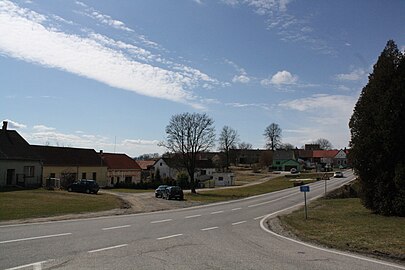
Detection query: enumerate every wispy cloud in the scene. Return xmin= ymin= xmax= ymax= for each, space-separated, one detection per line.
xmin=225 ymin=59 xmax=251 ymax=84
xmin=225 ymin=102 xmax=272 ymax=111
xmin=33 ymin=125 xmax=56 ymax=132
xmin=0 ymin=1 xmax=219 ymax=109
xmin=335 ymin=68 xmax=368 ymax=81
xmin=222 ymin=0 xmax=335 ymax=54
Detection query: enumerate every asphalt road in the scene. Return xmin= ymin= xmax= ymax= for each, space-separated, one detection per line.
xmin=1 ymin=171 xmax=404 ymax=270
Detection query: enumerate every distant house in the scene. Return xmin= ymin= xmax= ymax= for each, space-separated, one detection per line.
xmin=153 ymin=157 xmax=216 ymax=181
xmin=229 ymin=149 xmax=272 ymax=166
xmin=0 ymin=121 xmax=42 ymax=187
xmin=272 ymin=150 xmax=300 ymax=171
xmin=213 ymin=172 xmax=235 ymax=186
xmin=333 ymin=149 xmax=349 ymax=168
xmin=312 ymin=150 xmax=339 ymax=171
xmin=101 ymin=153 xmax=142 ymax=187
xmin=136 ymin=160 xmax=157 ymax=181
xmin=32 ymin=145 xmax=108 ymax=187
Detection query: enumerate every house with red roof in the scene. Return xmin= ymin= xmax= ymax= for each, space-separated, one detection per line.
xmin=101 ymin=153 xmax=142 ymax=187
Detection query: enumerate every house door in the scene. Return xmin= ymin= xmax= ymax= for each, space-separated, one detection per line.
xmin=6 ymin=169 xmax=15 ymax=185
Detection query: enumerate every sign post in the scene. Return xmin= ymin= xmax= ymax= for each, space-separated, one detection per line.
xmin=300 ymin=185 xmax=310 ymax=220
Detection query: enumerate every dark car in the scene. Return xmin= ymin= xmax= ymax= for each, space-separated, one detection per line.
xmin=67 ymin=179 xmax=99 ymax=194
xmin=162 ymin=186 xmax=184 ymax=200
xmin=155 ymin=185 xmax=168 ymax=198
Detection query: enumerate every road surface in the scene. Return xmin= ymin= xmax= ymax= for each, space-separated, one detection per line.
xmin=1 ymin=171 xmax=403 ymax=270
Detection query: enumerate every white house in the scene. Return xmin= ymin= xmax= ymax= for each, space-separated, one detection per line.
xmin=213 ymin=172 xmax=235 ymax=186
xmin=153 ymin=158 xmax=216 ymax=181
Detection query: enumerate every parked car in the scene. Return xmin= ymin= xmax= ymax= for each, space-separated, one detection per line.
xmin=155 ymin=185 xmax=168 ymax=198
xmin=162 ymin=186 xmax=184 ymax=200
xmin=333 ymin=171 xmax=344 ymax=178
xmin=290 ymin=168 xmax=298 ymax=174
xmin=67 ymin=179 xmax=99 ymax=194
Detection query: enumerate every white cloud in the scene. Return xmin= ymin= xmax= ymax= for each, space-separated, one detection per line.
xmin=279 ymin=94 xmax=356 ymax=113
xmin=232 ymin=74 xmax=250 ymax=83
xmin=33 ymin=125 xmax=56 ymax=131
xmin=261 ymin=70 xmax=297 ymax=86
xmin=2 ymin=119 xmax=27 ymax=129
xmin=335 ymin=68 xmax=367 ymax=81
xmin=0 ymin=1 xmax=218 ymax=109
xmin=225 ymin=102 xmax=271 ymax=111
xmin=123 ymin=139 xmax=160 ymax=146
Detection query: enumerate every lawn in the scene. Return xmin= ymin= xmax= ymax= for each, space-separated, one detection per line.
xmin=106 ymin=188 xmax=153 ymax=193
xmin=186 ymin=175 xmax=315 ymax=203
xmin=0 ymin=188 xmax=122 ymax=221
xmin=279 ymin=198 xmax=405 ymax=260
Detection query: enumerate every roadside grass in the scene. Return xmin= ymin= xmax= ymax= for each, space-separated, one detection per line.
xmin=186 ymin=176 xmax=316 ymax=203
xmin=279 ymin=198 xmax=405 ymax=260
xmin=0 ymin=188 xmax=121 ymax=221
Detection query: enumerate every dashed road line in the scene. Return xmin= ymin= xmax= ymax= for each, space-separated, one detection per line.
xmin=157 ymin=234 xmax=183 ymax=240
xmin=151 ymin=219 xmax=172 ymax=224
xmin=247 ymin=193 xmax=296 ymax=208
xmin=210 ymin=210 xmax=224 ymax=215
xmin=254 ymin=215 xmax=265 ymax=220
xmin=232 ymin=221 xmax=247 ymax=226
xmin=102 ymin=225 xmax=131 ymax=231
xmin=88 ymin=244 xmax=128 ymax=253
xmin=201 ymin=227 xmax=219 ymax=231
xmin=231 ymin=207 xmax=242 ymax=211
xmin=0 ymin=233 xmax=72 ymax=244
xmin=185 ymin=214 xmax=202 ymax=219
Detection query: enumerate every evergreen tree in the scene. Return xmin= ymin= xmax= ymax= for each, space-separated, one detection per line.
xmin=349 ymin=40 xmax=405 ymax=216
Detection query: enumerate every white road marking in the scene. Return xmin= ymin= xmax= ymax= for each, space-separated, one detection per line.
xmin=88 ymin=244 xmax=128 ymax=253
xmin=210 ymin=210 xmax=224 ymax=215
xmin=247 ymin=193 xmax=297 ymax=208
xmin=151 ymin=219 xmax=172 ymax=224
xmin=4 ymin=260 xmax=51 ymax=270
xmin=201 ymin=226 xmax=219 ymax=231
xmin=232 ymin=221 xmax=247 ymax=226
xmin=231 ymin=207 xmax=242 ymax=211
xmin=102 ymin=225 xmax=131 ymax=231
xmin=185 ymin=214 xmax=202 ymax=219
xmin=0 ymin=233 xmax=72 ymax=244
xmin=157 ymin=234 xmax=183 ymax=240
xmin=254 ymin=215 xmax=265 ymax=220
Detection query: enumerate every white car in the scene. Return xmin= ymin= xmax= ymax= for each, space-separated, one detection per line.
xmin=334 ymin=171 xmax=343 ymax=178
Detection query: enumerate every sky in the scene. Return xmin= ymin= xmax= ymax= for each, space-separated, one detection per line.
xmin=1 ymin=0 xmax=404 ymax=157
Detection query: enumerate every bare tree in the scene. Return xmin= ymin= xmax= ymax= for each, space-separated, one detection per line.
xmin=218 ymin=126 xmax=239 ymax=169
xmin=264 ymin=123 xmax=282 ymax=151
xmin=314 ymin=138 xmax=333 ymax=150
xmin=238 ymin=142 xmax=252 ymax=149
xmin=279 ymin=143 xmax=295 ymax=150
xmin=161 ymin=113 xmax=215 ymax=193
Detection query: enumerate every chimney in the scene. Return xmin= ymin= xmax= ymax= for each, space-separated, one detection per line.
xmin=2 ymin=121 xmax=8 ymax=130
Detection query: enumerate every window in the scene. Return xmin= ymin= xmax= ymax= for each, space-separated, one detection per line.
xmin=50 ymin=173 xmax=56 ymax=178
xmin=24 ymin=166 xmax=35 ymax=177
xmin=82 ymin=172 xmax=86 ymax=179
xmin=218 ymin=177 xmax=223 ymax=181
xmin=92 ymin=172 xmax=97 ymax=180
xmin=125 ymin=176 xmax=132 ymax=184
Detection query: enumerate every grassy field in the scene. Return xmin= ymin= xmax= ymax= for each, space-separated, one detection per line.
xmin=106 ymin=188 xmax=152 ymax=193
xmin=279 ymin=198 xmax=405 ymax=261
xmin=0 ymin=188 xmax=122 ymax=221
xmin=186 ymin=175 xmax=316 ymax=203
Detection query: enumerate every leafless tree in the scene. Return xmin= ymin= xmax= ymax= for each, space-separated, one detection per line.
xmin=314 ymin=138 xmax=333 ymax=150
xmin=264 ymin=123 xmax=282 ymax=151
xmin=279 ymin=143 xmax=295 ymax=150
xmin=218 ymin=126 xmax=239 ymax=168
xmin=160 ymin=113 xmax=215 ymax=193
xmin=238 ymin=142 xmax=252 ymax=149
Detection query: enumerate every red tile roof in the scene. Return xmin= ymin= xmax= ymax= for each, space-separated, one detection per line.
xmin=136 ymin=160 xmax=156 ymax=170
xmin=312 ymin=150 xmax=339 ymax=158
xmin=101 ymin=153 xmax=141 ymax=170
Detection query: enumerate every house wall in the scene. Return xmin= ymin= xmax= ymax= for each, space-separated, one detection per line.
xmin=213 ymin=172 xmax=234 ymax=186
xmin=107 ymin=170 xmax=141 ymax=186
xmin=0 ymin=160 xmax=42 ymax=187
xmin=42 ymin=165 xmax=108 ymax=187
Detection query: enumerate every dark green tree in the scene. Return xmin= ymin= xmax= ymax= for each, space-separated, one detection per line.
xmin=349 ymin=40 xmax=405 ymax=216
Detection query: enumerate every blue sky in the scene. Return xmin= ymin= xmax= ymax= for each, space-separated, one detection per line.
xmin=1 ymin=0 xmax=404 ymax=157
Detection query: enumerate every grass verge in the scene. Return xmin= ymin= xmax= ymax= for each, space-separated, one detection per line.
xmin=279 ymin=198 xmax=405 ymax=261
xmin=186 ymin=176 xmax=315 ymax=203
xmin=0 ymin=188 xmax=122 ymax=221
xmin=105 ymin=188 xmax=152 ymax=193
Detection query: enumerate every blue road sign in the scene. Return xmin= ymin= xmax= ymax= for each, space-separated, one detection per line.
xmin=300 ymin=185 xmax=310 ymax=192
